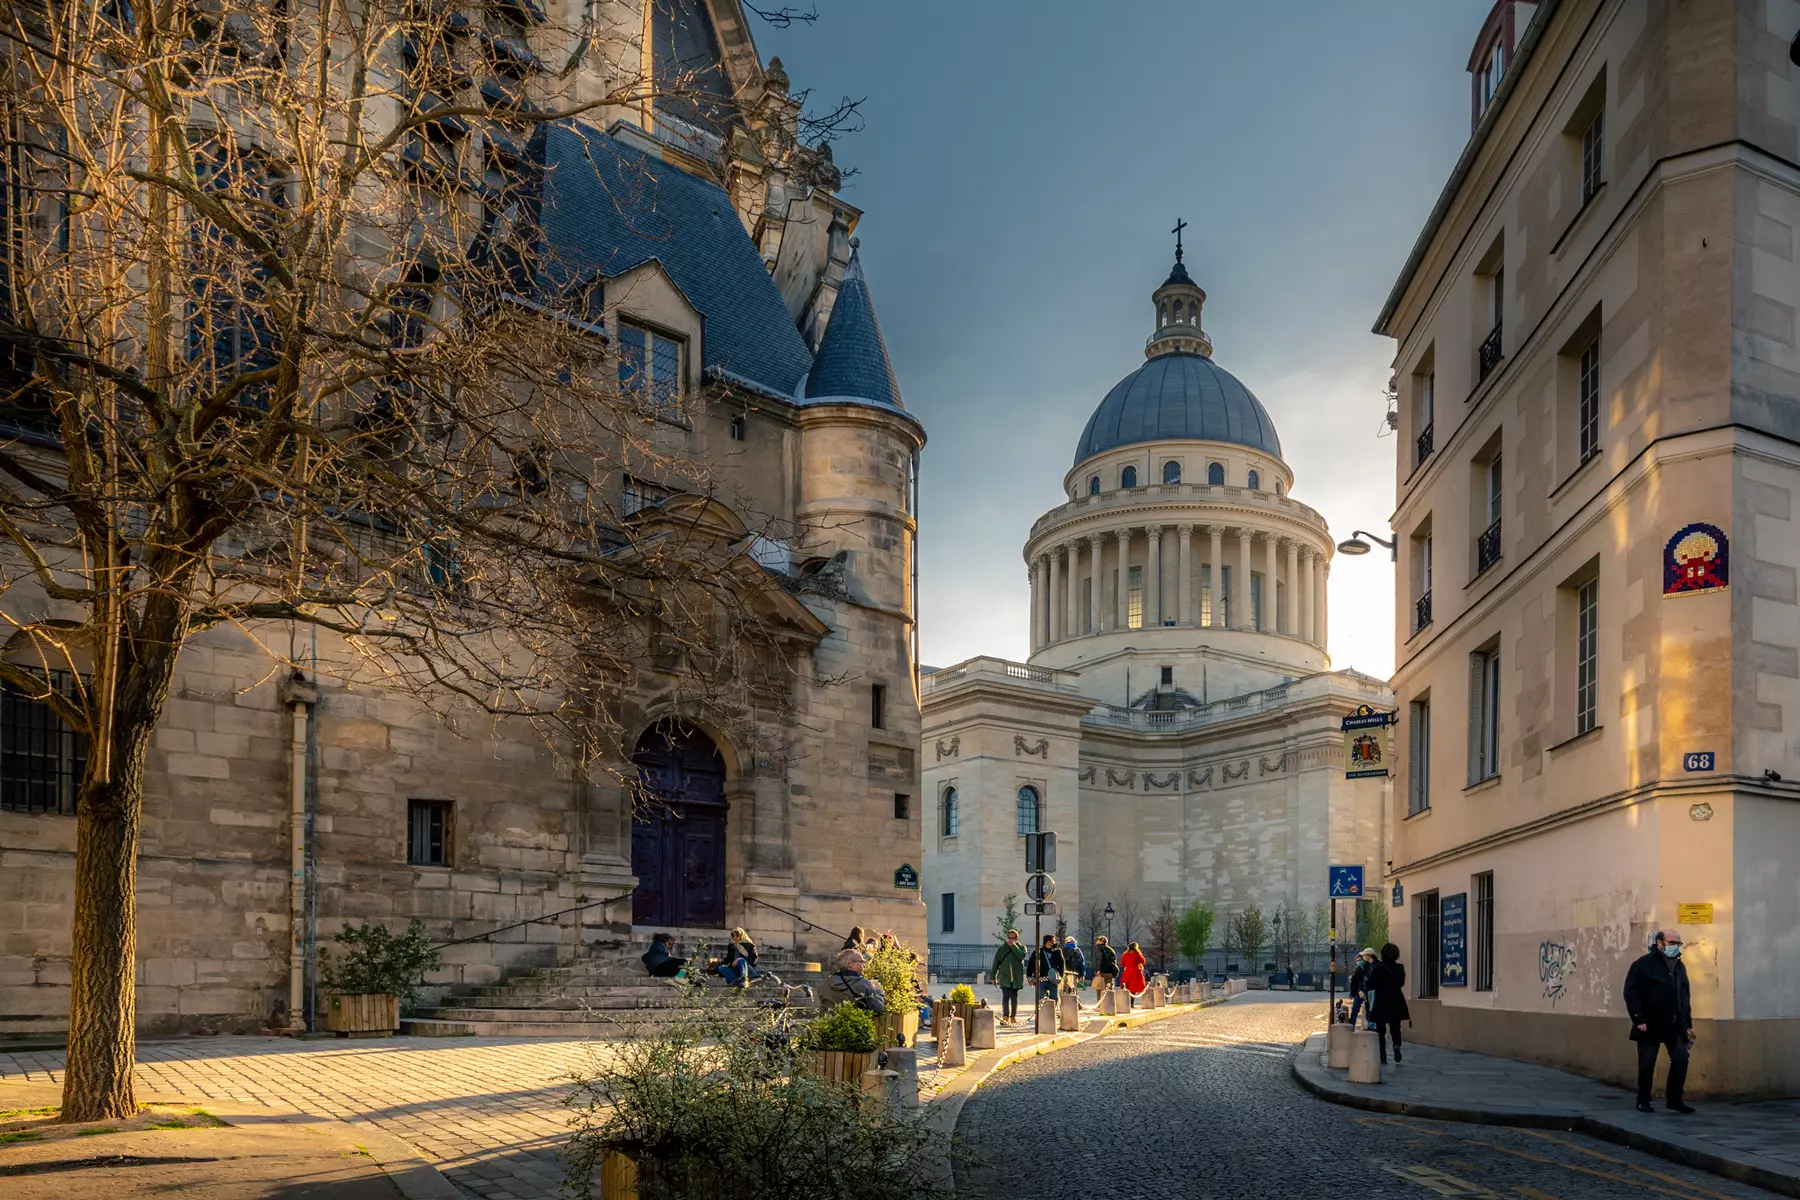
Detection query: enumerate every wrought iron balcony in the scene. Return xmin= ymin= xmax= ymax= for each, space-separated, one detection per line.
xmin=1478 ymin=324 xmax=1504 ymax=383
xmin=1476 ymin=519 xmax=1502 ymax=574
xmin=1414 ymin=590 xmax=1432 ymax=632
xmin=1415 ymin=421 xmax=1434 ymax=466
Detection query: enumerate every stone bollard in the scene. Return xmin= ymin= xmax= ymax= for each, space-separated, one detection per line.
xmin=862 ymin=1067 xmax=902 ymax=1106
xmin=975 ymin=972 xmax=985 ymax=986
xmin=930 ymin=997 xmax=947 ymax=1044
xmin=940 ymin=1016 xmax=966 ymax=1068
xmin=884 ymin=1048 xmax=920 ymax=1108
xmin=929 ymin=974 xmax=939 ymax=986
xmin=969 ymin=1006 xmax=997 ymax=1050
xmin=1347 ymin=1029 xmax=1381 ymax=1083
xmin=1150 ymin=986 xmax=1165 ymax=1009
xmin=1058 ymin=991 xmax=1079 ymax=1032
xmin=1097 ymin=988 xmax=1118 ymax=1016
xmin=1326 ymin=1022 xmax=1352 ymax=1069
xmin=1035 ymin=997 xmax=1056 ymax=1034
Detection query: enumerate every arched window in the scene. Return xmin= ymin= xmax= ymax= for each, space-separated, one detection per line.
xmin=1158 ymin=302 xmax=1167 ymax=328
xmin=1088 ymin=475 xmax=1101 ymax=496
xmin=1162 ymin=460 xmax=1182 ymax=485
xmin=1247 ymin=469 xmax=1261 ymax=490
xmin=1207 ymin=462 xmax=1225 ymax=486
xmin=1121 ymin=465 xmax=1138 ymax=489
xmin=1275 ymin=480 xmax=1285 ymax=497
xmin=940 ymin=787 xmax=959 ymax=838
xmin=1016 ymin=785 xmax=1040 ymax=835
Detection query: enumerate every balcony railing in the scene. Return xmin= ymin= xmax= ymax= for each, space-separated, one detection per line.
xmin=1478 ymin=324 xmax=1503 ymax=383
xmin=1414 ymin=590 xmax=1433 ymax=632
xmin=1476 ymin=519 xmax=1502 ymax=574
xmin=919 ymin=656 xmax=1069 ymax=697
xmin=1415 ymin=422 xmax=1434 ymax=467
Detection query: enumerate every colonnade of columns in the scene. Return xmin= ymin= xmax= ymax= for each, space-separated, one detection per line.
xmin=1028 ymin=524 xmax=1327 ymax=653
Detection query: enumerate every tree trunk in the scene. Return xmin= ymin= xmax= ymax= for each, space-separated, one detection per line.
xmin=62 ymin=772 xmax=144 ymax=1122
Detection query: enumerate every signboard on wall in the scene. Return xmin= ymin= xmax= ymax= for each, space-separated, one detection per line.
xmin=894 ymin=864 xmax=919 ymax=890
xmin=1440 ymin=892 xmax=1468 ymax=987
xmin=1342 ymin=706 xmax=1394 ymax=779
xmin=1677 ymin=903 xmax=1714 ymax=925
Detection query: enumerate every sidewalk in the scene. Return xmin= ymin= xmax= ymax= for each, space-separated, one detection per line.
xmin=1293 ymin=1032 xmax=1800 ymax=1198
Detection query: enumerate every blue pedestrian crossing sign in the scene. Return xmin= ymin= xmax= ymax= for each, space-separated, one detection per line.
xmin=1329 ymin=865 xmax=1365 ymax=899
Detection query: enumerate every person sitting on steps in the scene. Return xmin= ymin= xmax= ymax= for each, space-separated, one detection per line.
xmin=640 ymin=932 xmax=687 ymax=979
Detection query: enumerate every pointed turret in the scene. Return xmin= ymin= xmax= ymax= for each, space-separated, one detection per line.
xmin=1147 ymin=219 xmax=1212 ymax=359
xmin=804 ymin=240 xmax=903 ymax=409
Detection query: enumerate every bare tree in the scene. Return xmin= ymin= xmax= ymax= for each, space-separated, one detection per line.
xmin=0 ymin=0 xmax=851 ymax=1121
xmin=1146 ymin=897 xmax=1177 ymax=975
xmin=1114 ymin=894 xmax=1143 ymax=951
xmin=1076 ymin=899 xmax=1104 ymax=950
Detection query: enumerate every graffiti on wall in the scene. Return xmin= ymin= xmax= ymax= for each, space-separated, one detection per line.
xmin=1539 ymin=941 xmax=1577 ymax=1005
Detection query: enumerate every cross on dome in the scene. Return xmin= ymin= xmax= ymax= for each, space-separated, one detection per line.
xmin=1172 ymin=216 xmax=1188 ymax=263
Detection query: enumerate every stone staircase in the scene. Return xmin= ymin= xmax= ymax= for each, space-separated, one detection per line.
xmin=401 ymin=939 xmax=828 ymax=1037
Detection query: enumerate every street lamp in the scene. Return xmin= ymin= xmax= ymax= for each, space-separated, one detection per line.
xmin=1336 ymin=529 xmax=1398 ymax=561
xmin=1104 ymin=902 xmax=1115 ymax=940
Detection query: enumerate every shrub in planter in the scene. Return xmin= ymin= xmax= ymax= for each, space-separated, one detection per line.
xmin=566 ymin=994 xmax=953 ymax=1200
xmin=319 ymin=920 xmax=441 ymax=1032
xmin=804 ymin=1002 xmax=879 ymax=1054
xmin=946 ymin=983 xmax=976 ymax=1006
xmin=864 ymin=935 xmax=924 ymax=1047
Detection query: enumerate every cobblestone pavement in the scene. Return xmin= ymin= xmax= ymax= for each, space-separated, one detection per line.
xmin=0 ymin=1036 xmax=613 ymax=1199
xmin=955 ymin=993 xmax=1787 ymax=1200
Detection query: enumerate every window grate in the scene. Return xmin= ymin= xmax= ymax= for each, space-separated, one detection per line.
xmin=1416 ymin=421 xmax=1434 ymax=466
xmin=1415 ymin=590 xmax=1433 ymax=633
xmin=407 ymin=799 xmax=450 ymax=866
xmin=1 ymin=669 xmax=87 ymax=815
xmin=1476 ymin=518 xmax=1502 ymax=575
xmin=1473 ymin=872 xmax=1495 ymax=991
xmin=1478 ymin=324 xmax=1504 ymax=382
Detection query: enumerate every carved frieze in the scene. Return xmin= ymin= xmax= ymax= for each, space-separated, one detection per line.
xmin=1014 ymin=735 xmax=1050 ymax=758
xmin=935 ymin=736 xmax=960 ymax=761
xmin=1078 ymin=765 xmax=1097 ymax=783
xmin=1187 ymin=766 xmax=1212 ymax=789
xmin=1144 ymin=771 xmax=1180 ymax=791
xmin=1222 ymin=760 xmax=1249 ymax=782
xmin=1259 ymin=752 xmax=1288 ymax=775
xmin=1105 ymin=767 xmax=1136 ymax=789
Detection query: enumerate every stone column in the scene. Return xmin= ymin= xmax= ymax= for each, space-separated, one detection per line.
xmin=1144 ymin=524 xmax=1162 ymax=628
xmin=1208 ymin=525 xmax=1224 ymax=627
xmin=1029 ymin=557 xmax=1045 ymax=651
xmin=1321 ymin=558 xmax=1330 ymax=650
xmin=1067 ymin=542 xmax=1082 ymax=636
xmin=1264 ymin=534 xmax=1279 ymax=635
xmin=1235 ymin=528 xmax=1253 ymax=630
xmin=1177 ymin=524 xmax=1194 ymax=625
xmin=1115 ymin=529 xmax=1131 ymax=630
xmin=1088 ymin=532 xmax=1105 ymax=634
xmin=1048 ymin=546 xmax=1062 ymax=643
xmin=1285 ymin=540 xmax=1300 ymax=637
xmin=1313 ymin=552 xmax=1327 ymax=647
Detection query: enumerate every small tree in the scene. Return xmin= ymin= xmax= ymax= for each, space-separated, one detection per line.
xmin=1175 ymin=901 xmax=1214 ymax=975
xmin=1229 ymin=905 xmax=1268 ymax=974
xmin=1077 ymin=900 xmax=1105 ymax=950
xmin=994 ymin=893 xmax=1021 ymax=943
xmin=1358 ymin=898 xmax=1391 ymax=952
xmin=1147 ymin=898 xmax=1178 ymax=974
xmin=1116 ymin=895 xmax=1144 ymax=950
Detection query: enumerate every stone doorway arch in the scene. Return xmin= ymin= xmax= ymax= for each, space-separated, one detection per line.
xmin=629 ymin=719 xmax=728 ymax=928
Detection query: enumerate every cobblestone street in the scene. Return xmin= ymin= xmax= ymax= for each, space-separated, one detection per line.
xmin=954 ymin=994 xmax=1788 ymax=1200
xmin=0 ymin=1036 xmax=609 ymax=1199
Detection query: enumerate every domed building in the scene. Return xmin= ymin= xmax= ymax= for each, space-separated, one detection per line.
xmin=919 ymin=248 xmax=1392 ymax=975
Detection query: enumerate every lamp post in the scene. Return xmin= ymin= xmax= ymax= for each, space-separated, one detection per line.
xmin=1104 ymin=902 xmax=1115 ymax=942
xmin=1336 ymin=530 xmax=1397 ymax=561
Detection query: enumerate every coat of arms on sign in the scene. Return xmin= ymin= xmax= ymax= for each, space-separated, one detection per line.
xmin=1663 ymin=523 xmax=1728 ymax=596
xmin=1350 ymin=733 xmax=1382 ymax=768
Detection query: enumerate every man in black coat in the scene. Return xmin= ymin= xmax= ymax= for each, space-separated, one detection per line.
xmin=1623 ymin=929 xmax=1695 ymax=1114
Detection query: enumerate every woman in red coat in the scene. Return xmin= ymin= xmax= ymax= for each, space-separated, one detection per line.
xmin=1119 ymin=941 xmax=1149 ymax=996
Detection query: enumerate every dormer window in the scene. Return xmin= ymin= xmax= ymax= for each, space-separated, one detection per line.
xmin=1467 ymin=2 xmax=1531 ymax=131
xmin=619 ymin=321 xmax=683 ymax=421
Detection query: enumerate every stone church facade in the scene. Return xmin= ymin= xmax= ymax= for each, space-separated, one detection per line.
xmin=921 ymin=254 xmax=1391 ymax=970
xmin=0 ymin=1 xmax=924 ymax=1035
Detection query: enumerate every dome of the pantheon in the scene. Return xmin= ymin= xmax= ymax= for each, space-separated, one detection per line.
xmin=1072 ymin=350 xmax=1283 ymax=466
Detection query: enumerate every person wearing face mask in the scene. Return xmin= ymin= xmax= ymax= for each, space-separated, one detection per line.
xmin=1623 ymin=929 xmax=1695 ymax=1114
xmin=991 ymin=929 xmax=1028 ymax=1024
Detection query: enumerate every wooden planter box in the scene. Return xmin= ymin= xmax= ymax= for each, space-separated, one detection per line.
xmin=326 ymin=993 xmax=399 ymax=1036
xmin=877 ymin=1008 xmax=920 ymax=1048
xmin=806 ymin=1049 xmax=878 ymax=1085
xmin=598 ymin=1146 xmax=645 ymax=1200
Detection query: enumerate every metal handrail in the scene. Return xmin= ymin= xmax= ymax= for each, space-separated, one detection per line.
xmin=745 ymin=894 xmax=851 ymax=947
xmin=430 ymin=888 xmax=634 ymax=949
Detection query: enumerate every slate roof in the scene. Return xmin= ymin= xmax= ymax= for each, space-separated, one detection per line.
xmin=1074 ymin=352 xmax=1283 ymax=466
xmin=804 ymin=248 xmax=903 ymax=410
xmin=526 ymin=122 xmax=815 ymax=399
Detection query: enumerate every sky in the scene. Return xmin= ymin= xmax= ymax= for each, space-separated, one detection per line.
xmin=760 ymin=2 xmax=1484 ymax=681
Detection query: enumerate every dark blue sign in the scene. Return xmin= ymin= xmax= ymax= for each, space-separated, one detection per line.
xmin=894 ymin=864 xmax=919 ymax=890
xmin=1329 ymin=865 xmax=1365 ymax=899
xmin=1391 ymin=881 xmax=1404 ymax=908
xmin=1441 ymin=892 xmax=1468 ymax=987
xmin=1683 ymin=752 xmax=1715 ymax=772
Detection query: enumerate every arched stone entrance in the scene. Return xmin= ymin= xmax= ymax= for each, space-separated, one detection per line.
xmin=629 ymin=719 xmax=728 ymax=928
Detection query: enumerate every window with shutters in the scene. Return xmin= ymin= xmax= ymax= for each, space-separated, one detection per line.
xmin=1473 ymin=871 xmax=1495 ymax=991
xmin=1408 ymin=695 xmax=1432 ymax=814
xmin=1468 ymin=642 xmax=1501 ymax=784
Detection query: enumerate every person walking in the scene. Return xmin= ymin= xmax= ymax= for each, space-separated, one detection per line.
xmin=1093 ymin=935 xmax=1120 ymax=993
xmin=1061 ymin=935 xmax=1087 ymax=996
xmin=991 ymin=929 xmax=1028 ymax=1023
xmin=1366 ymin=943 xmax=1411 ymax=1063
xmin=1348 ymin=948 xmax=1376 ymax=1026
xmin=1029 ymin=934 xmax=1065 ymax=1009
xmin=1119 ymin=940 xmax=1149 ymax=998
xmin=1624 ymin=929 xmax=1695 ymax=1114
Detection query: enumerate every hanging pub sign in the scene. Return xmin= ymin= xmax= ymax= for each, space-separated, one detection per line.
xmin=1342 ymin=705 xmax=1394 ymax=779
xmin=894 ymin=864 xmax=919 ymax=890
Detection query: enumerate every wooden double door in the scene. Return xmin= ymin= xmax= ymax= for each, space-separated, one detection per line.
xmin=630 ymin=721 xmax=727 ymax=929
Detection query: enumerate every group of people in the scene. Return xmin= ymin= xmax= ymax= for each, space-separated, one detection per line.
xmin=1346 ymin=943 xmax=1411 ymax=1064
xmin=988 ymin=931 xmax=1152 ymax=1023
xmin=639 ymin=928 xmax=771 ymax=989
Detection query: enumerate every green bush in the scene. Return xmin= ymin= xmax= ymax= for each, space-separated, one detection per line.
xmin=803 ymin=1001 xmax=878 ymax=1053
xmin=863 ymin=935 xmax=923 ymax=1019
xmin=947 ymin=983 xmax=976 ymax=1006
xmin=318 ymin=920 xmax=440 ymax=1004
xmin=566 ymin=995 xmax=952 ymax=1200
